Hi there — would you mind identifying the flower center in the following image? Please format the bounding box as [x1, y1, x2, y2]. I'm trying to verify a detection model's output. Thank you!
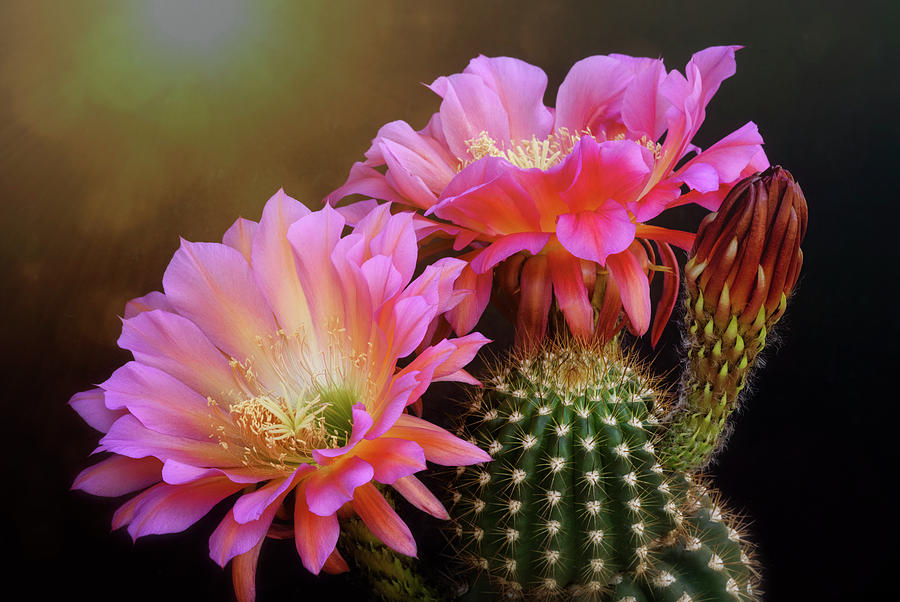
[462, 129, 583, 171]
[208, 329, 361, 471]
[461, 129, 663, 172]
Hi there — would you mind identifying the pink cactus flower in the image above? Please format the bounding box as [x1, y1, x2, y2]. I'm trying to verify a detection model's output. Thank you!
[71, 190, 490, 601]
[328, 46, 768, 347]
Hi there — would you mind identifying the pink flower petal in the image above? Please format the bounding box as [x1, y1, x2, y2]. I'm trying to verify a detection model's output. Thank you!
[561, 138, 650, 213]
[126, 477, 245, 540]
[470, 232, 550, 273]
[555, 55, 634, 133]
[429, 72, 511, 160]
[359, 254, 403, 309]
[294, 483, 341, 574]
[69, 388, 123, 434]
[250, 189, 313, 335]
[101, 415, 238, 467]
[405, 333, 490, 383]
[352, 482, 417, 557]
[384, 414, 491, 466]
[431, 160, 545, 236]
[222, 217, 259, 263]
[399, 256, 467, 317]
[356, 205, 418, 285]
[515, 254, 553, 349]
[304, 456, 374, 517]
[380, 139, 441, 210]
[325, 162, 405, 206]
[688, 45, 741, 111]
[606, 249, 652, 335]
[353, 437, 427, 485]
[446, 260, 493, 335]
[118, 309, 238, 399]
[73, 455, 162, 497]
[463, 55, 554, 141]
[556, 206, 636, 266]
[676, 162, 720, 193]
[621, 59, 668, 141]
[364, 121, 457, 193]
[367, 370, 420, 440]
[162, 240, 276, 361]
[209, 501, 282, 568]
[225, 476, 295, 526]
[547, 248, 593, 340]
[391, 475, 449, 520]
[286, 205, 348, 340]
[312, 404, 373, 461]
[123, 291, 174, 319]
[635, 225, 696, 251]
[160, 459, 217, 485]
[102, 362, 212, 440]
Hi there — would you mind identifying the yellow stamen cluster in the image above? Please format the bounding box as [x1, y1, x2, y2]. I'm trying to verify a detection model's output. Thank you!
[462, 128, 584, 171]
[206, 327, 365, 472]
[612, 132, 663, 159]
[462, 128, 662, 172]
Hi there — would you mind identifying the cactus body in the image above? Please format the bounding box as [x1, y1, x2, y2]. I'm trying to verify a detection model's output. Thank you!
[451, 341, 758, 600]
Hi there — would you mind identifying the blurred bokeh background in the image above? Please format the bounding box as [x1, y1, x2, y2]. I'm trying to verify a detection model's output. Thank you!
[3, 0, 896, 599]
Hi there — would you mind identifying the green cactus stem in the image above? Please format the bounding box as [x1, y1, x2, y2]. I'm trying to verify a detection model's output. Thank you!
[449, 339, 758, 600]
[338, 498, 445, 601]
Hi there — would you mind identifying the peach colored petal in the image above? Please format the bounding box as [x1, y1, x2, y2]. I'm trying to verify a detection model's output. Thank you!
[352, 482, 417, 557]
[384, 414, 491, 466]
[392, 475, 449, 520]
[231, 537, 262, 602]
[294, 481, 341, 575]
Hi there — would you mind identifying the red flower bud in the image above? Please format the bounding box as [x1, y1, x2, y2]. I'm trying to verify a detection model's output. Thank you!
[686, 166, 807, 332]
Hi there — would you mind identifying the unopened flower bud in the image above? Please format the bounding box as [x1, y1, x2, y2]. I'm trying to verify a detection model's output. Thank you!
[686, 166, 807, 334]
[663, 167, 808, 471]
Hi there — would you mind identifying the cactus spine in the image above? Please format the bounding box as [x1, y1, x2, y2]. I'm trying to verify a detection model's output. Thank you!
[450, 339, 758, 600]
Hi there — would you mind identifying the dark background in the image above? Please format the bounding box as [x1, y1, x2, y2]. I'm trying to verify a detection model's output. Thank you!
[3, 1, 897, 600]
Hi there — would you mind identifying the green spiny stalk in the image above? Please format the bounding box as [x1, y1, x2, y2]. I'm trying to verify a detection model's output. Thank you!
[338, 500, 445, 601]
[661, 167, 807, 472]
